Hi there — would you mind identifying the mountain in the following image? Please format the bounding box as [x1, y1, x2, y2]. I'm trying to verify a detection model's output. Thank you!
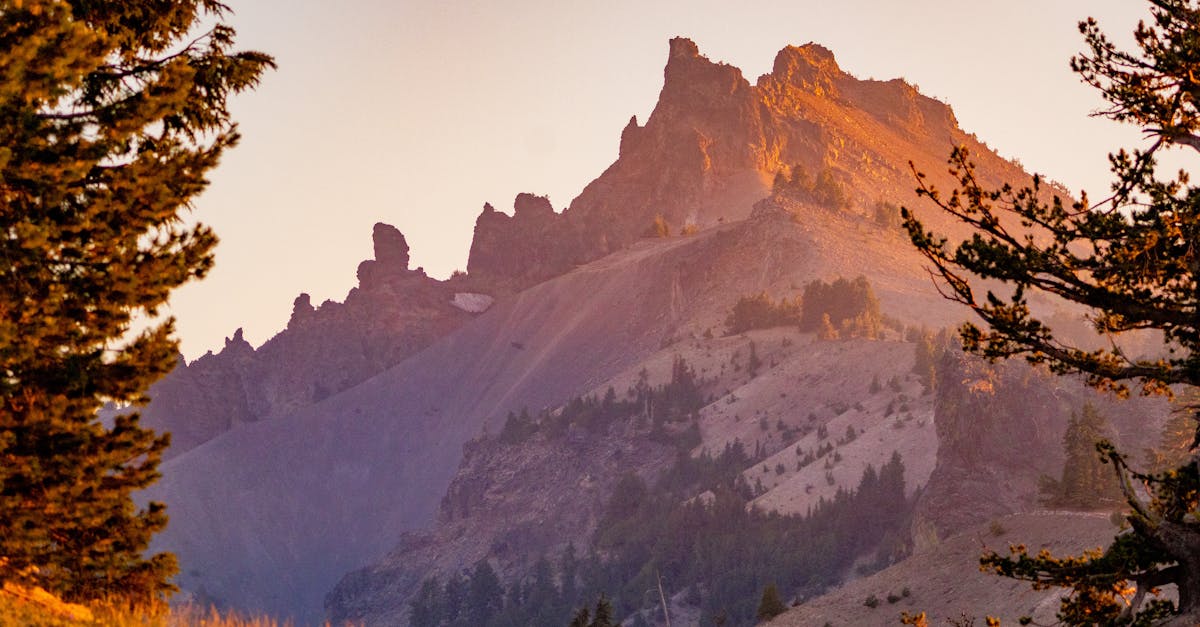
[143, 37, 1101, 624]
[140, 223, 479, 458]
[466, 37, 1042, 290]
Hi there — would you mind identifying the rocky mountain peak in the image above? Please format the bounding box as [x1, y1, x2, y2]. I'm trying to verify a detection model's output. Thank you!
[619, 115, 641, 158]
[658, 37, 749, 114]
[667, 35, 699, 59]
[371, 222, 410, 268]
[767, 42, 842, 96]
[143, 218, 482, 468]
[512, 193, 555, 221]
[466, 194, 574, 286]
[223, 328, 252, 355]
[465, 36, 1036, 291]
[288, 293, 315, 329]
[358, 223, 419, 290]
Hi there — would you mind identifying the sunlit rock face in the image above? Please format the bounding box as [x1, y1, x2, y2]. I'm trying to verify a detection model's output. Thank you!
[466, 194, 583, 288]
[466, 37, 1005, 291]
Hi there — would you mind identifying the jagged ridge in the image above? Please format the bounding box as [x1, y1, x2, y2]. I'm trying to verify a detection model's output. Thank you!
[466, 37, 1032, 289]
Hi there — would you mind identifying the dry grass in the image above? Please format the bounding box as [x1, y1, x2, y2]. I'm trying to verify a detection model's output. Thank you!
[0, 585, 301, 627]
[772, 512, 1119, 627]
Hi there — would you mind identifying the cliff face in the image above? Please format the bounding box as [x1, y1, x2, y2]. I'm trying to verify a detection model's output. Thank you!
[466, 37, 1031, 289]
[142, 222, 479, 457]
[326, 423, 677, 625]
[465, 194, 584, 289]
[912, 351, 1168, 545]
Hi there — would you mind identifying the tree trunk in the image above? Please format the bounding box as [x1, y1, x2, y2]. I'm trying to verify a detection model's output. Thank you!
[1153, 520, 1200, 624]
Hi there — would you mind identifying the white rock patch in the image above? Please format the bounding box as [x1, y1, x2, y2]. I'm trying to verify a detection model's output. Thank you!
[451, 292, 494, 313]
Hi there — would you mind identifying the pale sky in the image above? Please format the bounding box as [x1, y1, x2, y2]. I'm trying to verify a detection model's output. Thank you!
[171, 1, 1154, 359]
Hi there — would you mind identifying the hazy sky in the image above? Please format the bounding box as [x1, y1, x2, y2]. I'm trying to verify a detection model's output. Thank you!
[171, 1, 1155, 359]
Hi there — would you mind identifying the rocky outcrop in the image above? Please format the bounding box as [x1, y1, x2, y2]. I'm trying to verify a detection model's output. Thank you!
[466, 38, 1034, 290]
[466, 195, 583, 287]
[142, 222, 481, 458]
[139, 332, 258, 455]
[325, 423, 676, 625]
[912, 352, 1168, 546]
[356, 223, 412, 290]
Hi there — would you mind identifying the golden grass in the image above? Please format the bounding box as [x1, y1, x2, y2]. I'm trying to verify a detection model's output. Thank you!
[0, 584, 294, 627]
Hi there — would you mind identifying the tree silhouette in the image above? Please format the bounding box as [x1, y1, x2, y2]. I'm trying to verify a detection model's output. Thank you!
[1038, 404, 1123, 510]
[903, 0, 1200, 622]
[0, 0, 272, 604]
[756, 583, 786, 621]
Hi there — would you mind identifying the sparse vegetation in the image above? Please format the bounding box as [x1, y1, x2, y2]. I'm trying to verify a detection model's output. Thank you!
[497, 356, 704, 447]
[872, 200, 903, 229]
[645, 214, 671, 238]
[724, 293, 802, 335]
[774, 163, 854, 211]
[800, 277, 882, 339]
[414, 452, 911, 626]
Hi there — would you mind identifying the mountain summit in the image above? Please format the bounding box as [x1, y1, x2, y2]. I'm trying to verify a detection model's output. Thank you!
[467, 37, 1027, 289]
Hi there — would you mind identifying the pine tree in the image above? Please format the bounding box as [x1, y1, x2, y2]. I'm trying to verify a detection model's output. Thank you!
[801, 276, 881, 335]
[566, 595, 615, 627]
[1039, 404, 1123, 509]
[748, 341, 762, 376]
[1145, 389, 1200, 473]
[442, 572, 468, 625]
[467, 559, 504, 625]
[590, 594, 615, 627]
[527, 555, 562, 625]
[410, 577, 444, 627]
[912, 331, 937, 391]
[567, 606, 591, 627]
[756, 583, 786, 621]
[817, 313, 839, 340]
[558, 543, 579, 605]
[903, 1, 1200, 622]
[723, 292, 802, 335]
[0, 0, 272, 604]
